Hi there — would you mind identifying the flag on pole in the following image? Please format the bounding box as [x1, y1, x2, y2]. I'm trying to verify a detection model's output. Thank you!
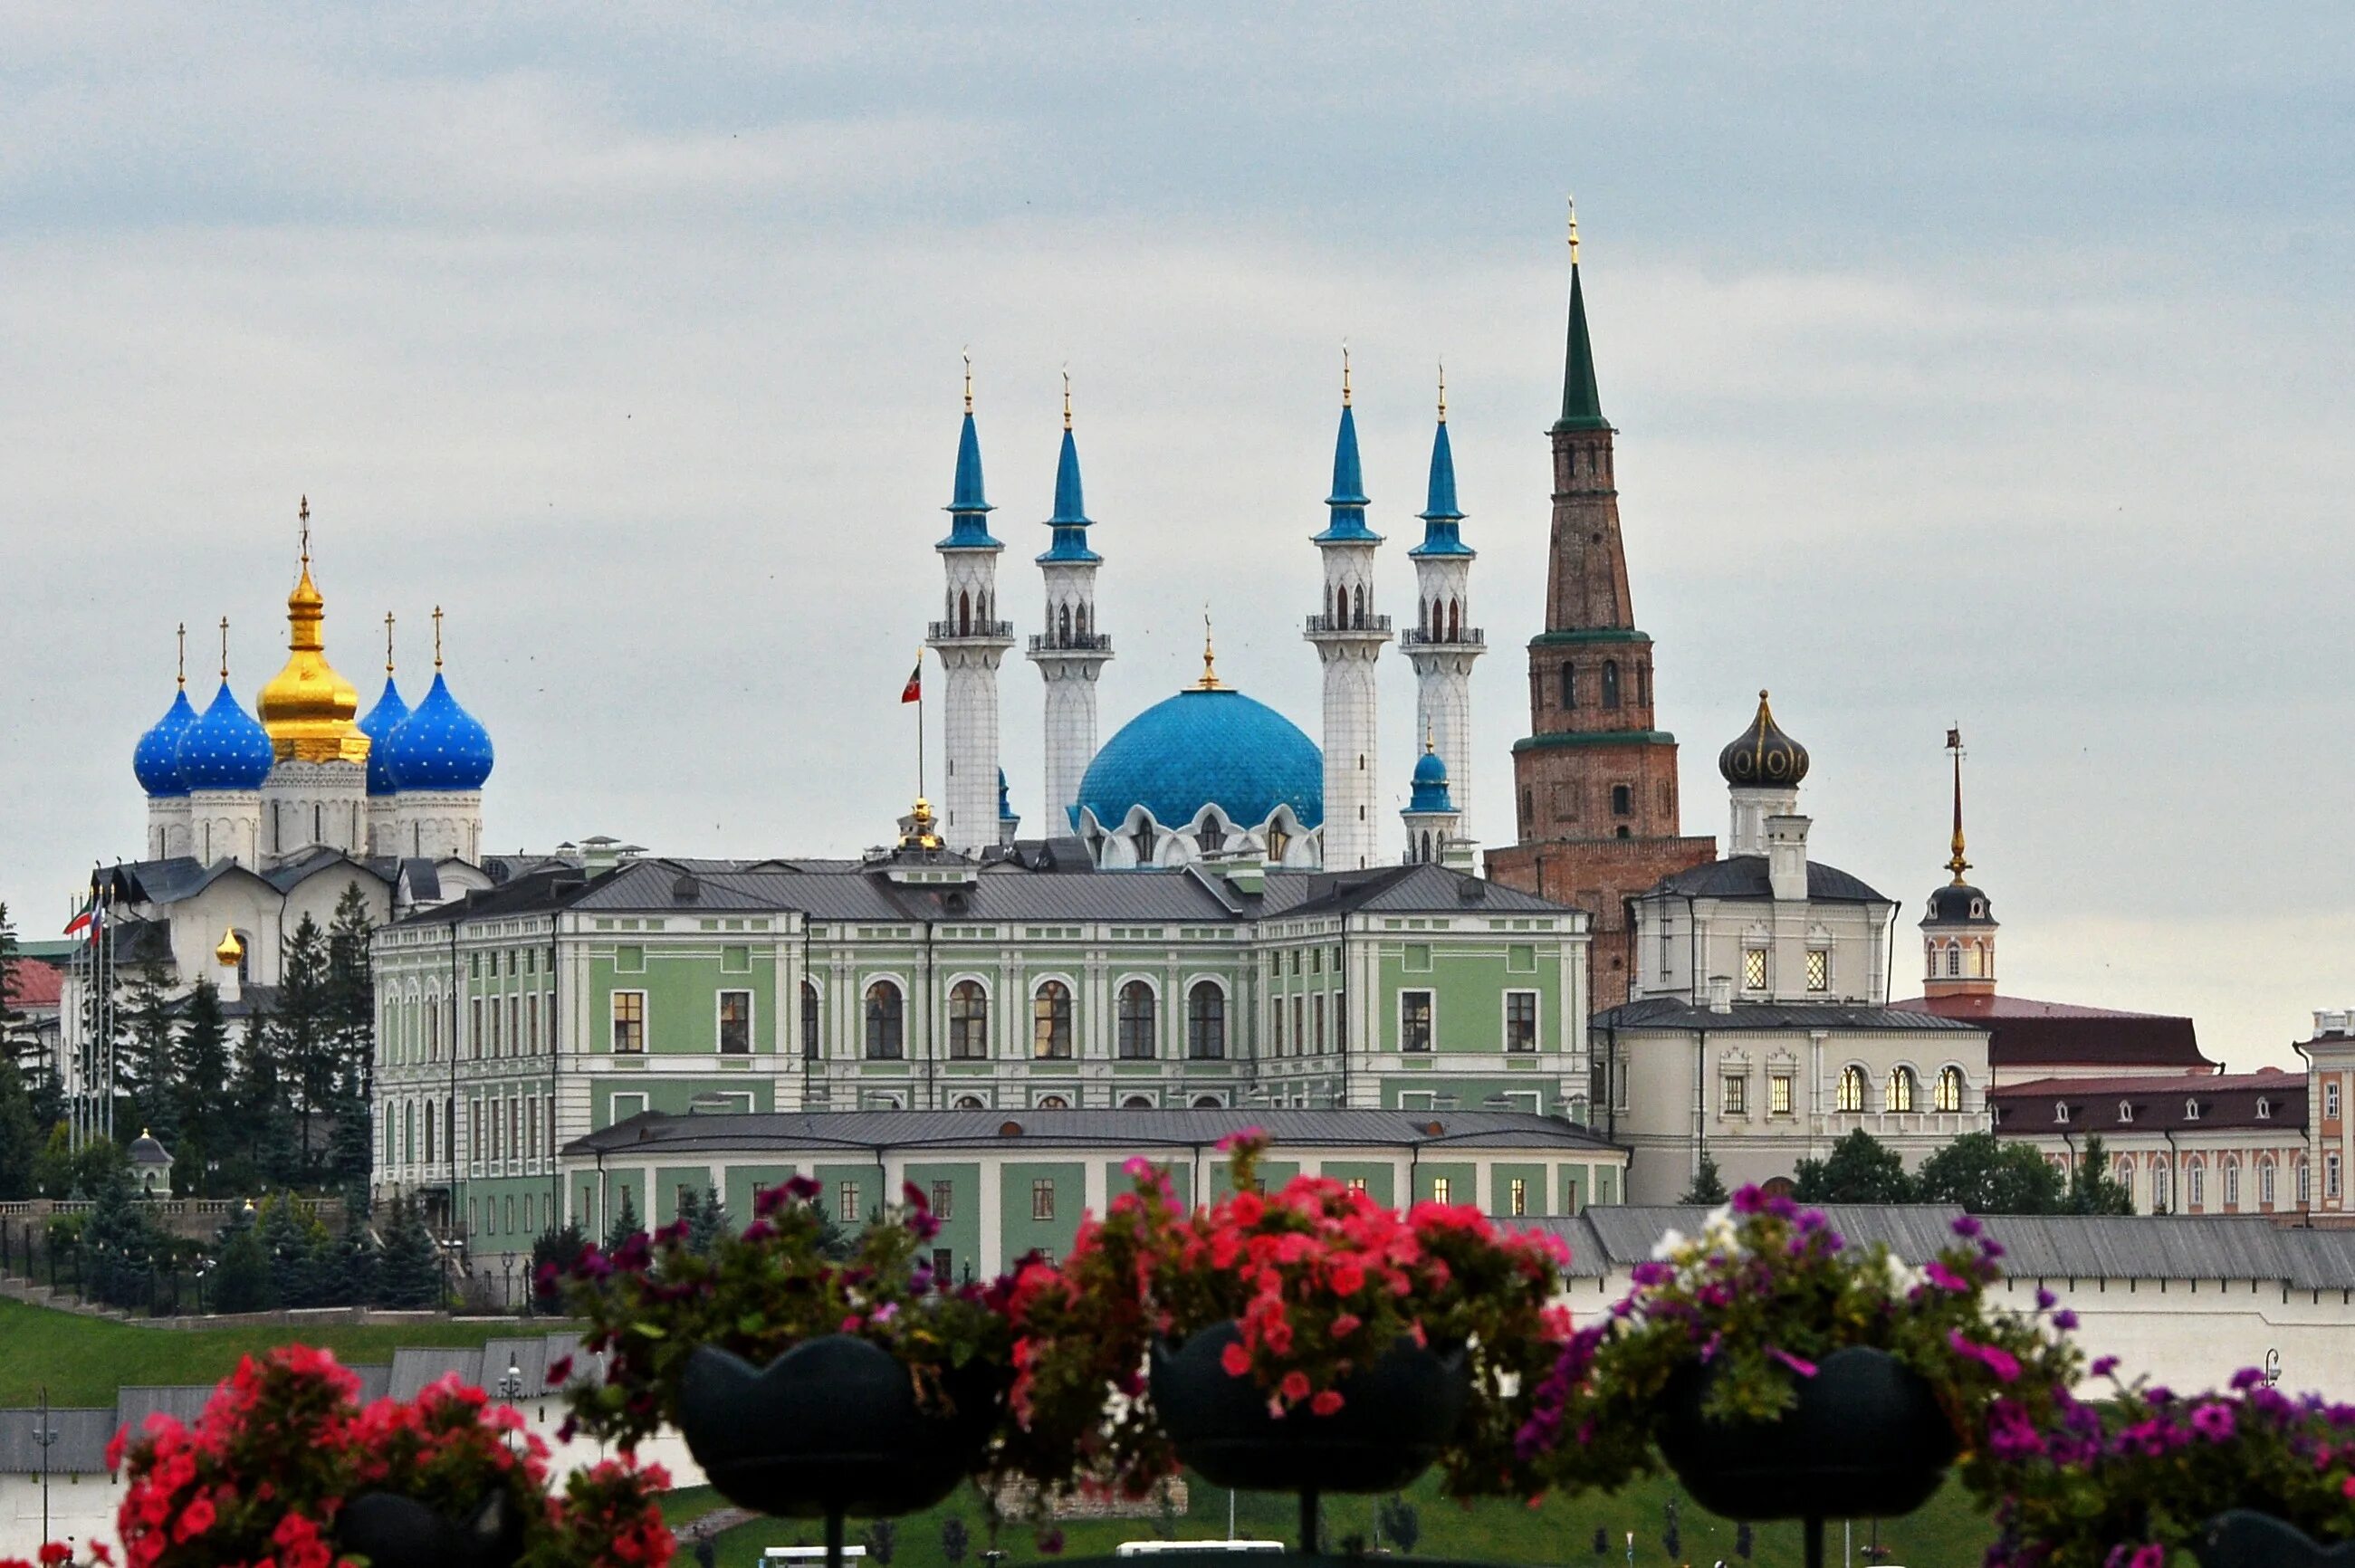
[900, 655, 923, 704]
[63, 894, 95, 937]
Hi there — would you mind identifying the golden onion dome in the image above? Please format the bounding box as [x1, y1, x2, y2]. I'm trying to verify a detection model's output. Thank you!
[215, 926, 244, 967]
[255, 501, 370, 765]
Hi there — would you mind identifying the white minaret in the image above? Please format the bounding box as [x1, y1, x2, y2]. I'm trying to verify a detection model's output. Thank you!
[1305, 354, 1391, 870]
[927, 362, 1015, 854]
[1401, 368, 1483, 826]
[1026, 374, 1113, 835]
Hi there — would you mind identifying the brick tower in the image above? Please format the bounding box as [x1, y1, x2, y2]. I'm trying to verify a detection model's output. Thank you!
[1487, 208, 1713, 1006]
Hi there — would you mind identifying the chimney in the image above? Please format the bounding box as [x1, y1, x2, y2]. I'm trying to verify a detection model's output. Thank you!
[1766, 814, 1811, 903]
[1707, 975, 1734, 1014]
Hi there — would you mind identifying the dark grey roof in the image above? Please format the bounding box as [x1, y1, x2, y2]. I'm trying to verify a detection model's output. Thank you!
[388, 1345, 483, 1401]
[1521, 1204, 2355, 1289]
[1254, 863, 1568, 917]
[567, 1106, 1623, 1159]
[1651, 855, 1890, 904]
[1594, 996, 1980, 1032]
[399, 859, 443, 901]
[351, 1362, 393, 1402]
[117, 1384, 213, 1430]
[0, 1407, 117, 1474]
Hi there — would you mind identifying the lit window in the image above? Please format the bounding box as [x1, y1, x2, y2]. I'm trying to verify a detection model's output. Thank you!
[948, 980, 989, 1060]
[1401, 991, 1434, 1053]
[1430, 1176, 1450, 1204]
[1721, 1073, 1747, 1115]
[610, 991, 645, 1054]
[1936, 1066, 1965, 1114]
[1769, 1073, 1794, 1116]
[1032, 980, 1073, 1059]
[719, 990, 752, 1055]
[1031, 1179, 1056, 1221]
[1505, 991, 1539, 1053]
[1345, 1177, 1368, 1194]
[1836, 1065, 1866, 1113]
[1742, 949, 1768, 990]
[1805, 949, 1829, 992]
[1887, 1067, 1917, 1114]
[1508, 1178, 1527, 1217]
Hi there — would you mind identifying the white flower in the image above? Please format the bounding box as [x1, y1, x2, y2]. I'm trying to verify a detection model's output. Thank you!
[1651, 1227, 1688, 1261]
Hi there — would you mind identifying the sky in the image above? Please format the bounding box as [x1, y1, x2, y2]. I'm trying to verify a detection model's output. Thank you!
[2, 6, 2349, 1068]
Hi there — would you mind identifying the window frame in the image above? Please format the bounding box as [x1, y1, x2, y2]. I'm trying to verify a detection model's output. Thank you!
[1836, 1064, 1867, 1114]
[1720, 1071, 1747, 1116]
[1186, 980, 1227, 1060]
[1032, 979, 1075, 1060]
[1805, 947, 1830, 993]
[1116, 979, 1159, 1060]
[717, 989, 754, 1056]
[1030, 1178, 1056, 1222]
[1503, 990, 1540, 1054]
[1741, 947, 1768, 991]
[610, 990, 646, 1055]
[1769, 1071, 1795, 1117]
[947, 978, 991, 1061]
[1887, 1066, 1917, 1114]
[864, 979, 905, 1060]
[1936, 1065, 1966, 1114]
[1399, 990, 1435, 1054]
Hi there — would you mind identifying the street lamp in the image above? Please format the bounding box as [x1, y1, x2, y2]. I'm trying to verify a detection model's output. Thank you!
[494, 1356, 526, 1455]
[33, 1385, 59, 1544]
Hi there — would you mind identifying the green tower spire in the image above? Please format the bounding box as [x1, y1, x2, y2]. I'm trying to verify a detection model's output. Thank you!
[1553, 198, 1608, 433]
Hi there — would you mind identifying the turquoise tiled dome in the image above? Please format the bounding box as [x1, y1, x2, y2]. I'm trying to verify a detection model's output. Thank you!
[133, 689, 199, 797]
[357, 677, 411, 796]
[1077, 687, 1322, 834]
[383, 672, 494, 791]
[175, 681, 273, 790]
[1408, 748, 1452, 812]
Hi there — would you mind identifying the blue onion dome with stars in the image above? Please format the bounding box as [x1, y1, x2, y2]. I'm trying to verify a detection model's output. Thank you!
[1408, 746, 1453, 813]
[384, 671, 494, 791]
[175, 680, 273, 790]
[134, 687, 200, 797]
[1077, 686, 1322, 837]
[358, 675, 411, 796]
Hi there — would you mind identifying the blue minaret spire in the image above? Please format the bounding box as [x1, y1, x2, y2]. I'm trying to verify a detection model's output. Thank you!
[1401, 359, 1484, 832]
[1028, 368, 1115, 827]
[1306, 345, 1391, 868]
[1039, 373, 1099, 564]
[1411, 367, 1472, 558]
[941, 355, 1000, 547]
[929, 353, 1013, 853]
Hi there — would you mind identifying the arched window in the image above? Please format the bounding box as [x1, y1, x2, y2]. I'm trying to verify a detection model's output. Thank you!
[1520, 788, 1533, 826]
[1601, 660, 1621, 709]
[1611, 784, 1632, 817]
[1935, 1065, 1965, 1114]
[1559, 663, 1575, 710]
[1192, 1095, 1225, 1109]
[2224, 1159, 2240, 1209]
[2154, 1163, 2172, 1211]
[948, 980, 989, 1060]
[1837, 1065, 1867, 1114]
[2187, 1162, 2206, 1210]
[800, 980, 820, 1058]
[1187, 981, 1226, 1059]
[1118, 980, 1157, 1059]
[1419, 830, 1432, 863]
[1131, 821, 1155, 865]
[1886, 1066, 1917, 1114]
[1037, 1095, 1071, 1110]
[1031, 981, 1072, 1060]
[2297, 1159, 2310, 1206]
[2261, 1159, 2277, 1209]
[1197, 818, 1227, 854]
[957, 589, 971, 636]
[863, 980, 904, 1060]
[953, 1095, 985, 1109]
[1352, 583, 1366, 628]
[1058, 603, 1072, 645]
[1448, 599, 1460, 641]
[1946, 944, 1962, 978]
[1122, 1095, 1155, 1110]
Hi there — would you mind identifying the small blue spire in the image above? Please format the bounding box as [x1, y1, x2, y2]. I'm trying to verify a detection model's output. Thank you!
[1038, 406, 1101, 563]
[1407, 746, 1454, 814]
[1410, 410, 1474, 559]
[939, 411, 1002, 550]
[1313, 371, 1381, 544]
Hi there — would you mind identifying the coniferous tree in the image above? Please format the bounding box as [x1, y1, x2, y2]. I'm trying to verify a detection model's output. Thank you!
[2067, 1134, 2136, 1216]
[324, 886, 378, 1195]
[0, 1057, 37, 1200]
[0, 904, 48, 1123]
[603, 1186, 641, 1252]
[531, 1219, 589, 1297]
[172, 980, 235, 1196]
[684, 1185, 729, 1255]
[268, 916, 338, 1187]
[226, 1012, 294, 1191]
[375, 1195, 445, 1308]
[211, 1218, 273, 1313]
[258, 1192, 322, 1306]
[116, 958, 182, 1156]
[340, 1216, 382, 1305]
[1679, 1152, 1729, 1205]
[1792, 1129, 1916, 1205]
[81, 1165, 163, 1311]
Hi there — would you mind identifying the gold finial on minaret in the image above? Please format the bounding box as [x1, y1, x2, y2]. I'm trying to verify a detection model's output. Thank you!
[176, 623, 187, 690]
[1436, 359, 1447, 423]
[962, 349, 973, 415]
[298, 494, 311, 565]
[384, 612, 396, 674]
[1197, 606, 1222, 691]
[1566, 194, 1580, 265]
[1062, 365, 1072, 430]
[1945, 725, 1971, 884]
[432, 606, 445, 670]
[218, 617, 230, 680]
[1341, 342, 1352, 406]
[1424, 722, 1436, 754]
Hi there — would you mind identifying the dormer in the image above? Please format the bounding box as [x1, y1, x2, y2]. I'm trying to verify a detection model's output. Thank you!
[2185, 1098, 2202, 1123]
[2257, 1098, 2273, 1121]
[2054, 1102, 2071, 1125]
[2118, 1101, 2134, 1124]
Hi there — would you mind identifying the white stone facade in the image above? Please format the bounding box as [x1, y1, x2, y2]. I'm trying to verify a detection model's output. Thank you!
[393, 790, 483, 862]
[1308, 538, 1388, 871]
[931, 547, 1012, 854]
[260, 759, 369, 865]
[184, 789, 260, 869]
[1403, 554, 1480, 821]
[146, 797, 191, 859]
[1029, 558, 1110, 831]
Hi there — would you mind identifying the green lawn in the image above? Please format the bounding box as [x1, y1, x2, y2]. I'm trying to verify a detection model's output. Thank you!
[0, 1296, 577, 1407]
[664, 1470, 1996, 1568]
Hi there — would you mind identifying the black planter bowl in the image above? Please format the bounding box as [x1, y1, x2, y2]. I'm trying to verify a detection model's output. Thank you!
[1150, 1321, 1469, 1496]
[337, 1491, 522, 1568]
[675, 1336, 1003, 1521]
[2197, 1510, 2355, 1567]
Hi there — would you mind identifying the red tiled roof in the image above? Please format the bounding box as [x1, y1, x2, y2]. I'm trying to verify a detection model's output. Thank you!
[3, 959, 62, 1009]
[1891, 993, 2216, 1070]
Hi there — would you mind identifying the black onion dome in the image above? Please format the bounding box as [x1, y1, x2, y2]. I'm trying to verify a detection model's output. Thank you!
[1718, 690, 1810, 787]
[1924, 883, 1996, 926]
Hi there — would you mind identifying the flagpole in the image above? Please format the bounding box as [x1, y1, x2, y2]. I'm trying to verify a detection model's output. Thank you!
[916, 646, 926, 803]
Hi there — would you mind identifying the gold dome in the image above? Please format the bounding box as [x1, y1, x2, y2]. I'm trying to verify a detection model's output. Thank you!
[255, 500, 370, 765]
[215, 926, 244, 967]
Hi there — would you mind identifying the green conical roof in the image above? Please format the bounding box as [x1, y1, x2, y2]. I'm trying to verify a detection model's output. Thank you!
[1553, 263, 1608, 433]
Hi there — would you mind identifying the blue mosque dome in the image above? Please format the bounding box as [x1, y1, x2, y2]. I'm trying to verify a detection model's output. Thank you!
[383, 672, 494, 791]
[175, 681, 273, 791]
[1077, 686, 1322, 835]
[358, 677, 411, 797]
[1408, 747, 1453, 814]
[133, 689, 199, 797]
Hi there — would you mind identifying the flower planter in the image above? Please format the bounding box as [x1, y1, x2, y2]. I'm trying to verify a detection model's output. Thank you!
[1656, 1346, 1956, 1568]
[676, 1336, 1001, 1523]
[1151, 1321, 1468, 1551]
[2197, 1510, 2355, 1568]
[336, 1491, 522, 1568]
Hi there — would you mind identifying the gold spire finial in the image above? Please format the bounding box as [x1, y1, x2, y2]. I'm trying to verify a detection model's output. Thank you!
[962, 349, 972, 415]
[1436, 359, 1447, 423]
[176, 623, 187, 690]
[1197, 606, 1222, 691]
[1424, 722, 1436, 754]
[298, 494, 311, 565]
[1566, 194, 1580, 265]
[1062, 365, 1072, 430]
[384, 612, 396, 674]
[1341, 342, 1352, 406]
[218, 617, 229, 681]
[432, 606, 445, 670]
[1945, 725, 1971, 884]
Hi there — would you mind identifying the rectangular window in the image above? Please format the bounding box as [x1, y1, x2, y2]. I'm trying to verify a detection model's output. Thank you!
[469, 1101, 483, 1166]
[509, 1098, 520, 1162]
[931, 1180, 954, 1219]
[1291, 997, 1304, 1056]
[1722, 1073, 1748, 1115]
[1309, 947, 1321, 975]
[1805, 949, 1830, 993]
[719, 990, 752, 1054]
[2330, 1083, 2342, 1121]
[1508, 1177, 1527, 1217]
[526, 994, 540, 1056]
[427, 1004, 439, 1061]
[611, 991, 646, 1053]
[1031, 1178, 1055, 1221]
[504, 1196, 515, 1234]
[1769, 1073, 1794, 1116]
[1272, 1001, 1286, 1054]
[1504, 990, 1539, 1053]
[1430, 1176, 1450, 1204]
[2330, 1155, 2343, 1202]
[1401, 991, 1434, 1053]
[838, 1181, 861, 1223]
[1742, 949, 1768, 990]
[470, 998, 483, 1057]
[1345, 1177, 1368, 1194]
[932, 1248, 953, 1282]
[1335, 996, 1346, 1051]
[1314, 994, 1326, 1054]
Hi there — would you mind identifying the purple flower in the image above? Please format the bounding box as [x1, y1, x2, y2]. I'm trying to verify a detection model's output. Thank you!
[1923, 1262, 1973, 1293]
[2189, 1402, 2236, 1442]
[1768, 1347, 1818, 1378]
[2034, 1287, 2057, 1310]
[1951, 1213, 1985, 1238]
[2231, 1366, 2269, 1391]
[1731, 1186, 1769, 1215]
[1948, 1330, 2021, 1384]
[2051, 1309, 2078, 1331]
[910, 1209, 942, 1241]
[784, 1174, 822, 1202]
[2092, 1355, 2120, 1380]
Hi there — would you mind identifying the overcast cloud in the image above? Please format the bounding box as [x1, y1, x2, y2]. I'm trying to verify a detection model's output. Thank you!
[2, 5, 2349, 1066]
